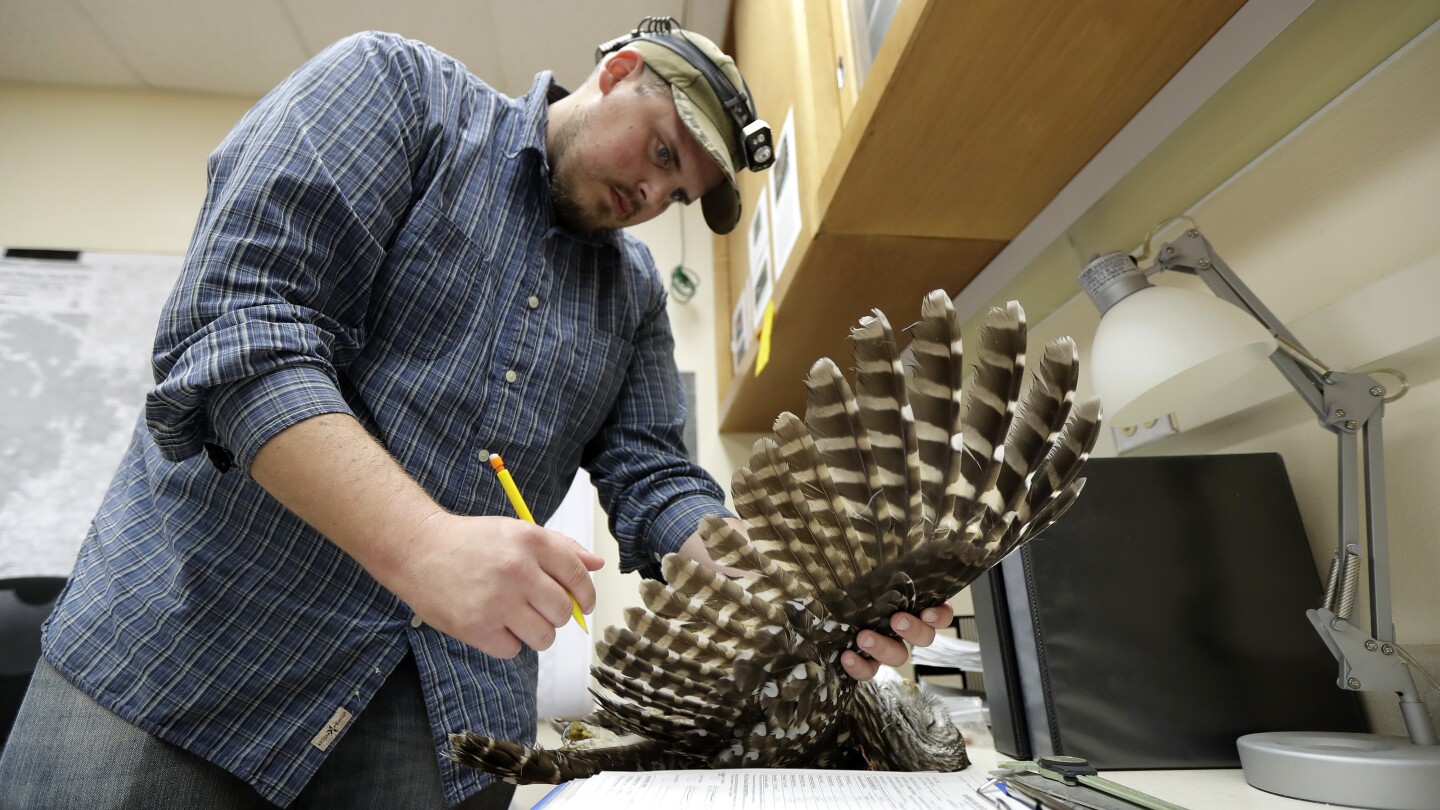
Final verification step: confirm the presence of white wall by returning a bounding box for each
[1022,22,1440,736]
[0,79,738,641]
[0,83,256,254]
[8,8,1439,786]
[0,82,743,583]
[0,76,730,810]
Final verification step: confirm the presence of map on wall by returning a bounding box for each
[0,250,182,578]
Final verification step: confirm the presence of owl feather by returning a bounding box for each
[448,291,1101,783]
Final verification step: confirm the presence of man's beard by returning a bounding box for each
[548,105,601,235]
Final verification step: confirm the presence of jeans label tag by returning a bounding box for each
[311,706,353,751]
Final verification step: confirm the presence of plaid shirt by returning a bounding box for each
[42,32,727,807]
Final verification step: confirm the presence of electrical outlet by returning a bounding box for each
[1112,414,1180,454]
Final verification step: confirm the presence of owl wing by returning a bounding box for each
[448,291,1101,783]
[831,295,1103,629]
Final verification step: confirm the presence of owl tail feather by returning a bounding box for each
[445,731,697,785]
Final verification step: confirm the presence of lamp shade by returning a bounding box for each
[1091,284,1278,425]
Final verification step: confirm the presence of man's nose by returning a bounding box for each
[636,177,670,212]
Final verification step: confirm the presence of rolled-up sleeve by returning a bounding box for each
[145,32,447,472]
[582,257,732,578]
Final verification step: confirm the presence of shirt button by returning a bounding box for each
[410,614,423,629]
[505,370,518,383]
[527,295,540,309]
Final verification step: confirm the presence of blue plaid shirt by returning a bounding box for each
[42,32,728,807]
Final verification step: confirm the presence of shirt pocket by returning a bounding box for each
[373,206,484,360]
[546,325,634,450]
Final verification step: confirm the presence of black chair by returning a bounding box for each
[0,577,67,748]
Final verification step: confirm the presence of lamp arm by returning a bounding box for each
[1152,230,1332,419]
[1358,410,1438,744]
[1150,229,1436,746]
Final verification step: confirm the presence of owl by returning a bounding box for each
[449,290,1101,782]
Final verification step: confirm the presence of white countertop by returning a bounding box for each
[966,744,1355,809]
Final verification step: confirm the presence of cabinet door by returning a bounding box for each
[829,0,904,127]
[716,0,845,383]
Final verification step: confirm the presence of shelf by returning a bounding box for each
[719,231,1004,432]
[716,0,1247,433]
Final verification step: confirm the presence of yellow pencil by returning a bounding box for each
[488,453,589,632]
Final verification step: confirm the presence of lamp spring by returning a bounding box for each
[1335,545,1362,621]
[1323,550,1342,613]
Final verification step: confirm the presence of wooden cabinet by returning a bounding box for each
[714,0,1246,432]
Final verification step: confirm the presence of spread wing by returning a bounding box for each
[449,291,1101,783]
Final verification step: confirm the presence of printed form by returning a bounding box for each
[536,767,1007,809]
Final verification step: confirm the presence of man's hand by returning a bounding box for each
[251,413,603,661]
[400,513,603,659]
[679,522,956,682]
[840,604,955,681]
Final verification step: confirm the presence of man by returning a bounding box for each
[0,25,950,809]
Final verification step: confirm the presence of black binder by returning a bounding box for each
[972,453,1366,768]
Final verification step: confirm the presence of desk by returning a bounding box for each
[518,746,1344,810]
[965,744,1344,809]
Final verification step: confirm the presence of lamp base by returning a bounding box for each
[1238,731,1440,809]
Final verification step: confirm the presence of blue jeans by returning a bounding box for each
[0,656,515,809]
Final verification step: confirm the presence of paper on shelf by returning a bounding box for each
[908,632,983,671]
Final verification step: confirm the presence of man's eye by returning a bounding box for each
[658,142,671,163]
[670,188,686,203]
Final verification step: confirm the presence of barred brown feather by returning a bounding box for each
[851,311,924,558]
[906,292,966,533]
[771,413,863,588]
[804,359,881,561]
[449,292,1100,784]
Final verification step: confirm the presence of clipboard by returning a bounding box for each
[995,757,1189,810]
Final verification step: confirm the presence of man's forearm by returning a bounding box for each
[247,411,604,658]
[250,412,444,590]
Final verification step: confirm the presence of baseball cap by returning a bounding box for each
[625,32,754,234]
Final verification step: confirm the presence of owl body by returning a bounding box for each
[450,291,1100,783]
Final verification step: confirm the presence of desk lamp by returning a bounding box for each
[1078,220,1439,809]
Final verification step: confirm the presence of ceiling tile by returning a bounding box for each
[485,0,732,96]
[74,0,309,95]
[1,0,731,100]
[0,0,140,88]
[283,0,511,94]
[489,0,689,94]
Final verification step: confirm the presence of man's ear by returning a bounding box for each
[597,48,644,95]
